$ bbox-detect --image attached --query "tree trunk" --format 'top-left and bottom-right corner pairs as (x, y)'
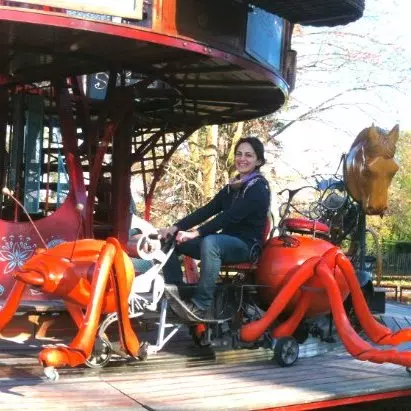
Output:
(203, 125), (218, 200)
(226, 121), (244, 177)
(188, 129), (202, 187)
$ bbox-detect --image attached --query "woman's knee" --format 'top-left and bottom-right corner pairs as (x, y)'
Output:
(200, 235), (221, 256)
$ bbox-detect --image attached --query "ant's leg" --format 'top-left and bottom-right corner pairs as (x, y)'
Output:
(65, 302), (85, 329)
(336, 253), (411, 346)
(39, 242), (116, 368)
(240, 257), (320, 342)
(317, 260), (411, 367)
(107, 237), (140, 357)
(271, 292), (312, 338)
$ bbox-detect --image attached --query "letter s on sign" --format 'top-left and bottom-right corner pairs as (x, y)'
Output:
(94, 72), (109, 90)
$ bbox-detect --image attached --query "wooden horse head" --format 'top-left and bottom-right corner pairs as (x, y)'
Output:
(344, 124), (399, 215)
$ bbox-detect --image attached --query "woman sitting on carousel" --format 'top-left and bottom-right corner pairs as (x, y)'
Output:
(160, 136), (270, 321)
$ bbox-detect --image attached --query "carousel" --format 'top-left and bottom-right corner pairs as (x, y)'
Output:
(5, 2), (411, 410)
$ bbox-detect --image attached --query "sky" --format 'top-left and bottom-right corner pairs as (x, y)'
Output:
(271, 0), (411, 184)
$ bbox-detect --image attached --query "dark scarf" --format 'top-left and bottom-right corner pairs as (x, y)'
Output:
(229, 171), (260, 190)
(228, 171), (267, 199)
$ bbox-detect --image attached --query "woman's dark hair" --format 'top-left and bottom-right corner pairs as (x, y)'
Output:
(234, 136), (266, 169)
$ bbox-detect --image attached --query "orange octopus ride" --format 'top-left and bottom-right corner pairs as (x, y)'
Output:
(241, 234), (411, 367)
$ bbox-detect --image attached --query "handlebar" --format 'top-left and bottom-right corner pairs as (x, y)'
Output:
(277, 174), (347, 227)
(129, 216), (176, 261)
(277, 185), (318, 228)
(278, 185), (315, 201)
(137, 233), (176, 261)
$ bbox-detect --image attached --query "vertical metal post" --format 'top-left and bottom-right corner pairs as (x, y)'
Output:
(358, 210), (366, 272)
(9, 93), (25, 220)
(24, 94), (44, 214)
(111, 106), (133, 245)
(0, 87), (8, 214)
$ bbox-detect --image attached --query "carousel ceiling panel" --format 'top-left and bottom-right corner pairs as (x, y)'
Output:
(249, 0), (365, 26)
(0, 17), (287, 126)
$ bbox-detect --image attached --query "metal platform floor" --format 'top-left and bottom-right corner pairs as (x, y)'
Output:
(1, 302), (411, 410)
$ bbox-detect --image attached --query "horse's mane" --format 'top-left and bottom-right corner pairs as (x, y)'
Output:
(350, 126), (398, 159)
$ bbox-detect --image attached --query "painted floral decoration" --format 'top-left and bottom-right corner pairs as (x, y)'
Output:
(0, 235), (37, 274)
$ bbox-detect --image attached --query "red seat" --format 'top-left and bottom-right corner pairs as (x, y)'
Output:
(219, 216), (272, 275)
(185, 259), (258, 283)
(220, 262), (258, 271)
(282, 218), (330, 237)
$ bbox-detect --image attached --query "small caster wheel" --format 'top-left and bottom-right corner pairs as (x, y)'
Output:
(44, 366), (59, 382)
(406, 367), (411, 376)
(273, 337), (299, 367)
(86, 338), (113, 369)
(138, 341), (149, 361)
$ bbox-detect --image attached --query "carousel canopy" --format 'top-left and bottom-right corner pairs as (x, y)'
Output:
(248, 0), (365, 27)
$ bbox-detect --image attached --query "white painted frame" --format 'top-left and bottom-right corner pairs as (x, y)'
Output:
(11, 0), (143, 20)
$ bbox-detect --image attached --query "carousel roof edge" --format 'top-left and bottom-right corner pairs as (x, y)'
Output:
(248, 0), (365, 27)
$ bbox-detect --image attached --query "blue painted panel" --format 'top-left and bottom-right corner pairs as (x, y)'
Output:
(246, 6), (283, 71)
(87, 72), (110, 100)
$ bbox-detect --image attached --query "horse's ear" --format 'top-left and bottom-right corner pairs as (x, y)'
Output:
(388, 124), (400, 147)
(368, 124), (379, 145)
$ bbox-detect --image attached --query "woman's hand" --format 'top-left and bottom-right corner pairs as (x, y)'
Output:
(176, 230), (199, 244)
(158, 225), (178, 239)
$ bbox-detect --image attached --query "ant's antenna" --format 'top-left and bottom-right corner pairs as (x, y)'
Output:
(69, 203), (84, 261)
(2, 187), (48, 249)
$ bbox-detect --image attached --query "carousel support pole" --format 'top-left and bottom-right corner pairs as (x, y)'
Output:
(111, 106), (134, 246)
(0, 84), (8, 215)
(85, 72), (118, 237)
(44, 125), (52, 214)
(358, 210), (367, 273)
(366, 227), (383, 286)
(24, 94), (44, 215)
(9, 93), (25, 221)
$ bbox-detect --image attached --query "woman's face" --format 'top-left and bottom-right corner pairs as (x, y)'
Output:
(235, 142), (261, 176)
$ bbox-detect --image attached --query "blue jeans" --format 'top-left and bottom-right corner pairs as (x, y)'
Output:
(163, 234), (250, 309)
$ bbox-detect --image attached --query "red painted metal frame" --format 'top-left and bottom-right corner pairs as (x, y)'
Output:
(111, 102), (135, 245)
(260, 389), (411, 410)
(0, 7), (289, 96)
(55, 83), (88, 227)
(85, 72), (129, 237)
